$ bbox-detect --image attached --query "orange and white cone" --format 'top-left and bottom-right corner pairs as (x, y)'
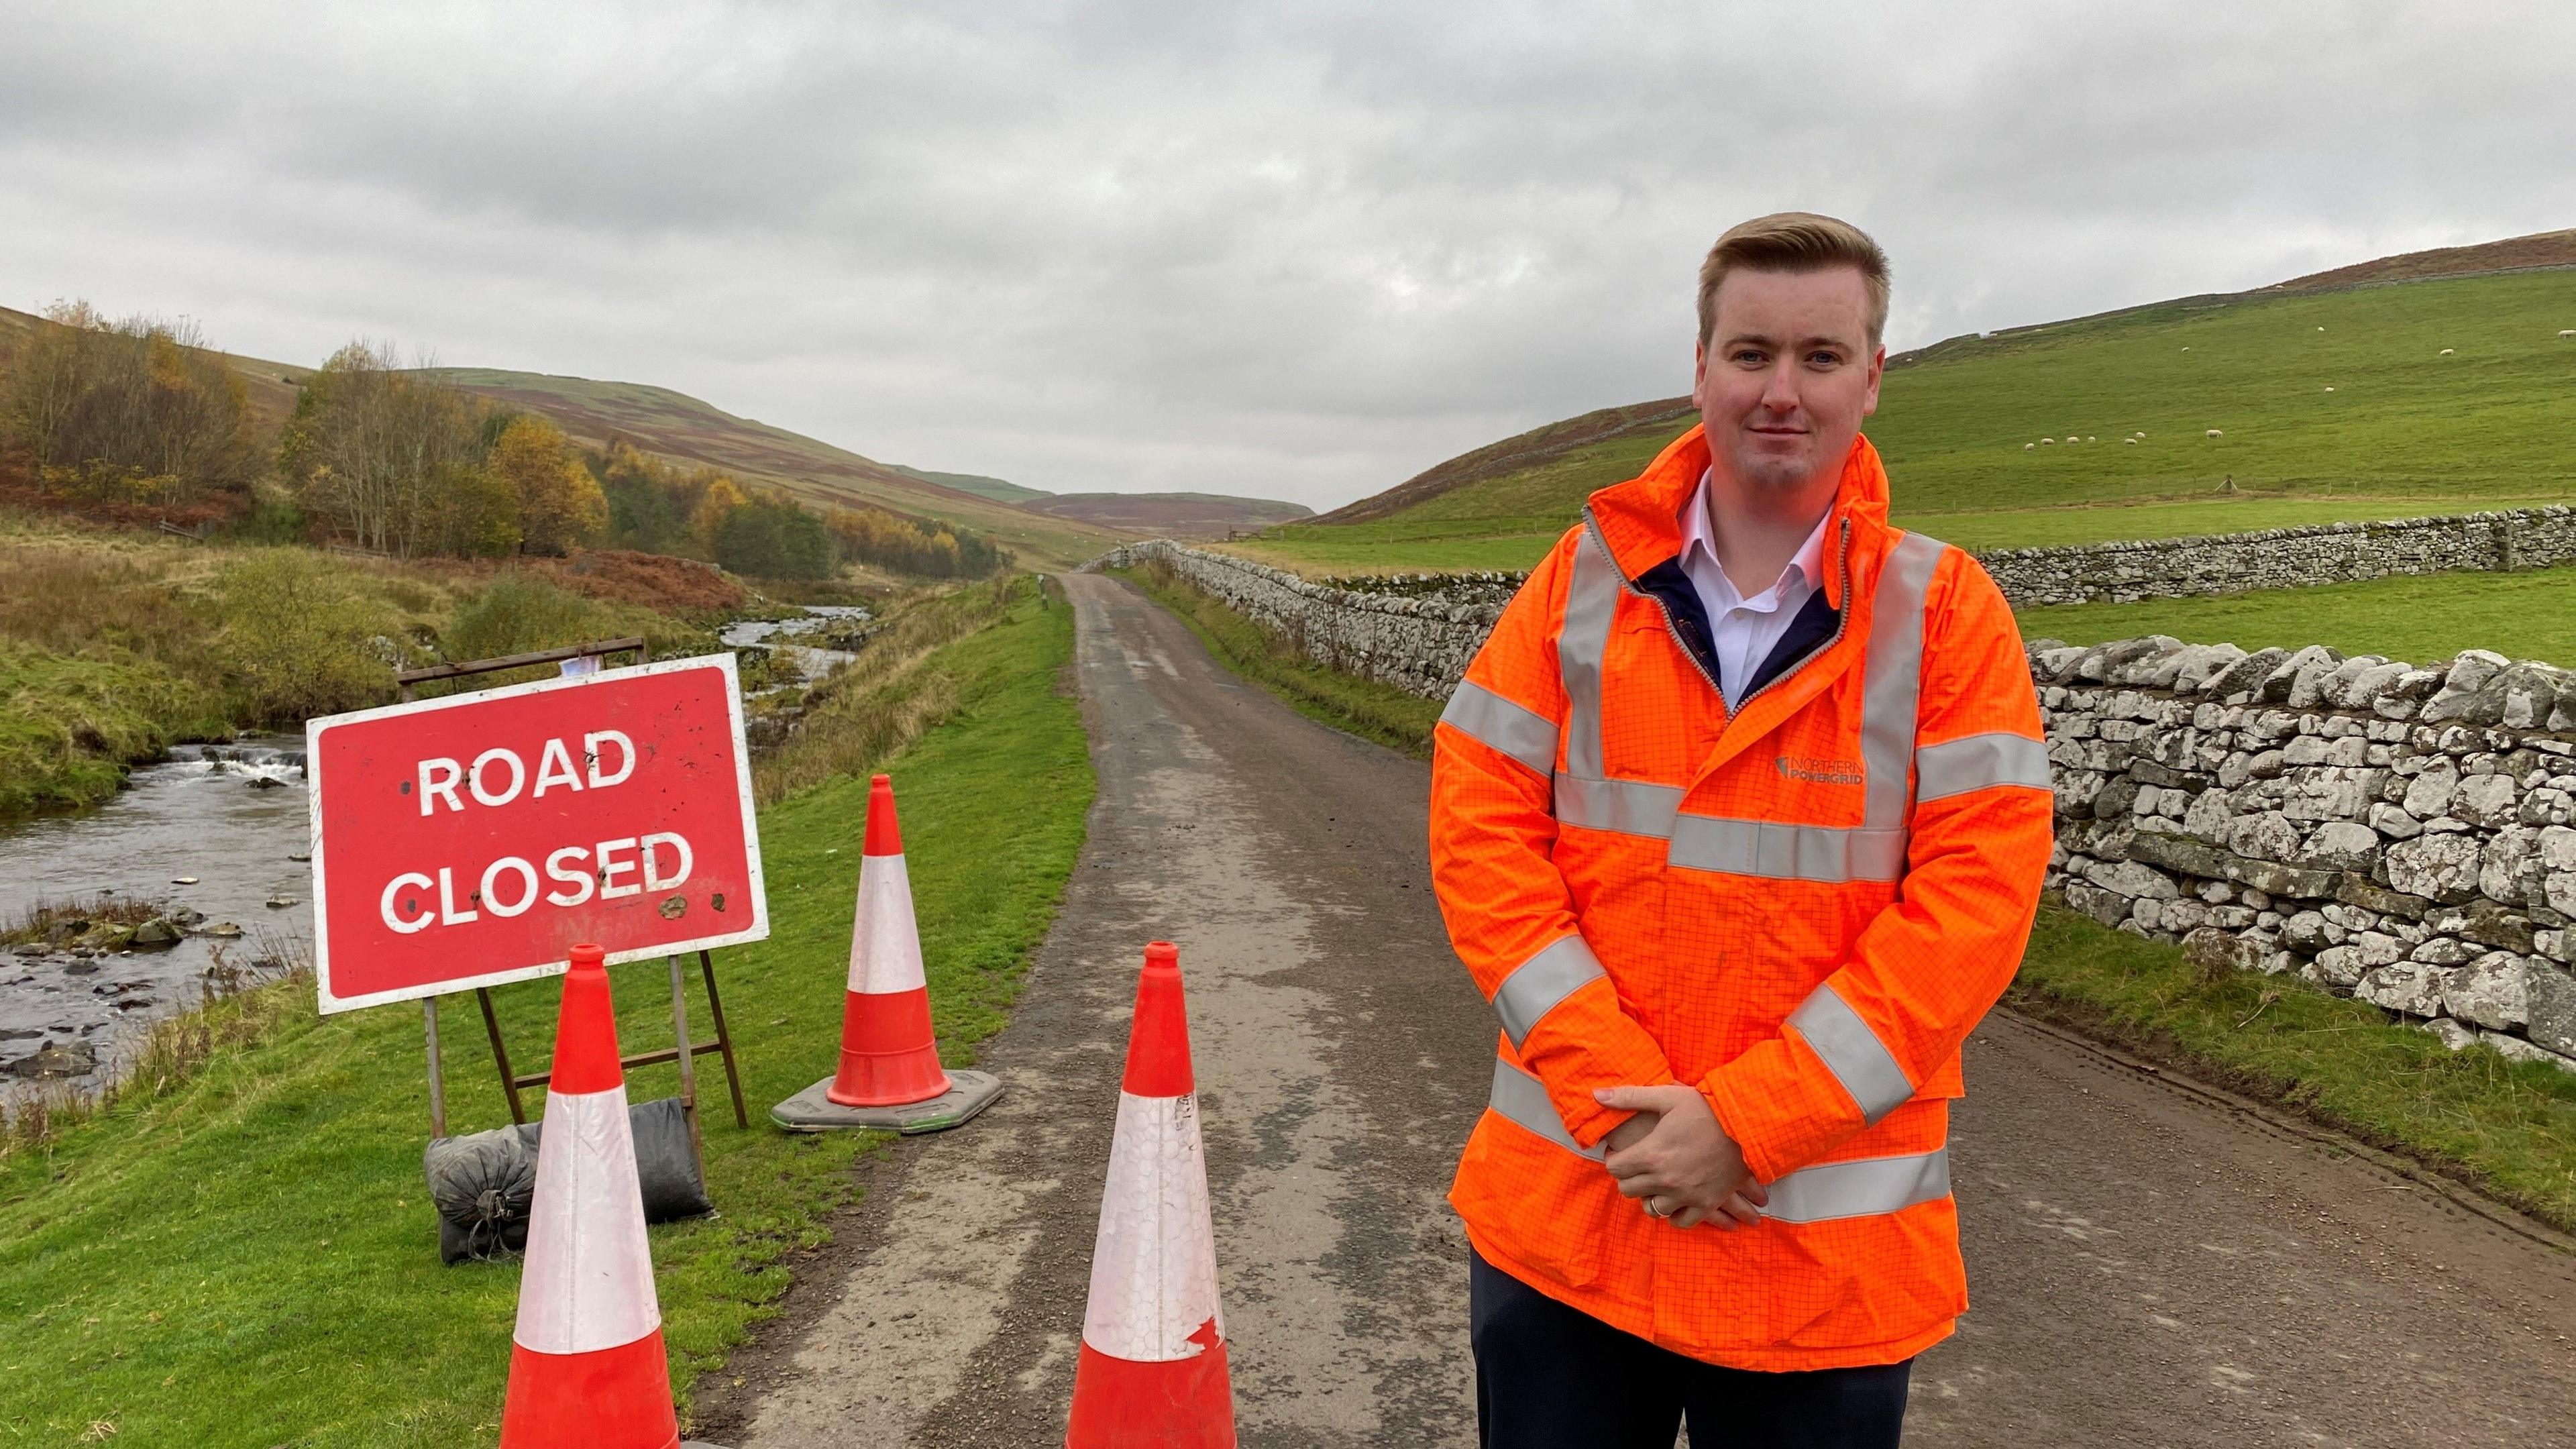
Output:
(1065, 941), (1236, 1448)
(826, 773), (953, 1107)
(500, 943), (680, 1449)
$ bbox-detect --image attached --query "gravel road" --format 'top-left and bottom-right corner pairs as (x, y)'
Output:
(702, 572), (2576, 1448)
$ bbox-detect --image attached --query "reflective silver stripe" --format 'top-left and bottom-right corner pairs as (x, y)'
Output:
(1915, 731), (2051, 803)
(1485, 1056), (1949, 1220)
(1485, 1056), (1605, 1161)
(1787, 981), (1913, 1122)
(1546, 523), (1950, 883)
(1441, 680), (1559, 777)
(1761, 1148), (1951, 1224)
(1493, 935), (1607, 1049)
(1558, 517), (1622, 781)
(1668, 818), (1907, 883)
(1553, 773), (1686, 839)
(1862, 532), (1947, 828)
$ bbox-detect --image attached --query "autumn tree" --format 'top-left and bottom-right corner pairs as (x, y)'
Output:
(0, 301), (258, 501)
(486, 415), (605, 555)
(688, 472), (749, 554)
(278, 343), (496, 557)
(713, 490), (837, 578)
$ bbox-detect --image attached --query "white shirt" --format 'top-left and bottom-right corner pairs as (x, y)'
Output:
(1676, 468), (1832, 709)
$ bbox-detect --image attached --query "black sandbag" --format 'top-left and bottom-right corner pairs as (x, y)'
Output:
(426, 1095), (713, 1265)
(426, 1126), (537, 1265)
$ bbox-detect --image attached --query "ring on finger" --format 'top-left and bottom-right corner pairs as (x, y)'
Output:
(1642, 1197), (1668, 1219)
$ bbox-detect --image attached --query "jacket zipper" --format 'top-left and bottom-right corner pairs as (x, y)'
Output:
(1731, 517), (1854, 717)
(1616, 513), (1854, 723)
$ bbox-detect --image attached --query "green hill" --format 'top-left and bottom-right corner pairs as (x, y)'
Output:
(893, 464), (1049, 504)
(419, 368), (1127, 568)
(1234, 243), (2576, 576)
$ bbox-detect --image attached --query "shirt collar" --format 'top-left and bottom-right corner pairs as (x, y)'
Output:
(1680, 467), (1831, 606)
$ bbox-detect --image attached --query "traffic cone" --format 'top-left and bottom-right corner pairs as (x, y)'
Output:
(500, 943), (680, 1449)
(771, 774), (1003, 1134)
(827, 774), (952, 1106)
(1066, 942), (1236, 1448)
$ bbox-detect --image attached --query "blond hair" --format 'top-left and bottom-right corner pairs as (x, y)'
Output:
(1697, 212), (1890, 346)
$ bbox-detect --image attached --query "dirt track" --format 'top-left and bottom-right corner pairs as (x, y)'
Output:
(702, 572), (2576, 1448)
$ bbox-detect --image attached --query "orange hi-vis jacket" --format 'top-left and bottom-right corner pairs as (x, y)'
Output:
(1433, 425), (2052, 1371)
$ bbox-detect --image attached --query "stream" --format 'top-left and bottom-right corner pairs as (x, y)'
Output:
(721, 604), (870, 690)
(1, 740), (313, 1089)
(1, 605), (870, 1093)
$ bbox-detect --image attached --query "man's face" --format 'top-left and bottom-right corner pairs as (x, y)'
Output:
(1693, 266), (1884, 498)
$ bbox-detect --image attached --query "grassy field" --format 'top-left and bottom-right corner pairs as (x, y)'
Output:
(2011, 906), (2576, 1233)
(1, 582), (1089, 1446)
(2015, 563), (2576, 668)
(1232, 268), (2576, 576)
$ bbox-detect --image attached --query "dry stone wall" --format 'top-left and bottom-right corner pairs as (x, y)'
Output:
(1086, 539), (2576, 1069)
(2035, 635), (2576, 1071)
(1980, 506), (2576, 606)
(1091, 540), (1505, 698)
(1100, 502), (2576, 627)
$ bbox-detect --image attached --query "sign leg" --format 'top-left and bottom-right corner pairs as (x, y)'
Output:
(476, 987), (526, 1125)
(423, 998), (447, 1139)
(668, 954), (705, 1175)
(699, 950), (749, 1128)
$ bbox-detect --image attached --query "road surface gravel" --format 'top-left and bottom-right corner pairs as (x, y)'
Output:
(703, 572), (2576, 1448)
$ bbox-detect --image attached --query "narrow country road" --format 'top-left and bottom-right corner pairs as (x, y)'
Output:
(706, 572), (2576, 1448)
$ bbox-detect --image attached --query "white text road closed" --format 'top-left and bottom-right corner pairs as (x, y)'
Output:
(306, 655), (767, 1012)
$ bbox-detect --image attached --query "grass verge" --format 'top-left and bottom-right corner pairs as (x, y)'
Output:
(2015, 562), (2576, 669)
(1111, 560), (1443, 755)
(0, 580), (1089, 1446)
(2010, 905), (2576, 1232)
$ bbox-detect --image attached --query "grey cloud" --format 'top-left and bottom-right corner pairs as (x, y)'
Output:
(3, 0), (2569, 508)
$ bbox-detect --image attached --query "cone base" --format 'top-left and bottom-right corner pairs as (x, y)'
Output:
(773, 1071), (1004, 1134)
(500, 1330), (680, 1449)
(1066, 1335), (1236, 1448)
(826, 1047), (953, 1107)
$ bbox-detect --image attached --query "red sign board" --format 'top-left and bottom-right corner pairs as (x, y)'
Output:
(305, 654), (769, 1014)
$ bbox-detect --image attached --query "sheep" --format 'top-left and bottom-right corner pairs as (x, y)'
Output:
(2125, 437), (2139, 445)
(2025, 442), (2036, 451)
(2063, 435), (2080, 444)
(2086, 436), (2097, 443)
(2041, 437), (2056, 446)
(2324, 386), (2335, 392)
(2560, 329), (2575, 338)
(2206, 429), (2224, 439)
(2440, 347), (2455, 356)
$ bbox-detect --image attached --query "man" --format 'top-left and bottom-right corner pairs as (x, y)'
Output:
(1430, 213), (2051, 1447)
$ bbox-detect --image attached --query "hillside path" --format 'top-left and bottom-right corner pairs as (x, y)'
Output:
(707, 572), (2576, 1448)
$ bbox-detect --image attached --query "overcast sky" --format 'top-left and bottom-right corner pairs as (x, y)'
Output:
(4, 2), (2569, 510)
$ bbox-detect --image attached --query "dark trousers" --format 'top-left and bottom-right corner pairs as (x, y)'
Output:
(1470, 1250), (1911, 1448)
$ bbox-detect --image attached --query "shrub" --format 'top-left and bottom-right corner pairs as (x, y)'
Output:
(440, 573), (625, 664)
(214, 549), (398, 721)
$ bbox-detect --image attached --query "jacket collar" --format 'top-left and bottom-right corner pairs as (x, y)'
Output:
(1581, 425), (1894, 612)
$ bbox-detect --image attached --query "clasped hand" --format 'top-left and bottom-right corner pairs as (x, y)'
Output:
(1594, 1084), (1767, 1230)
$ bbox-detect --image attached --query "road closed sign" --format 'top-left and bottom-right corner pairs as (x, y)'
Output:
(305, 654), (768, 1013)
